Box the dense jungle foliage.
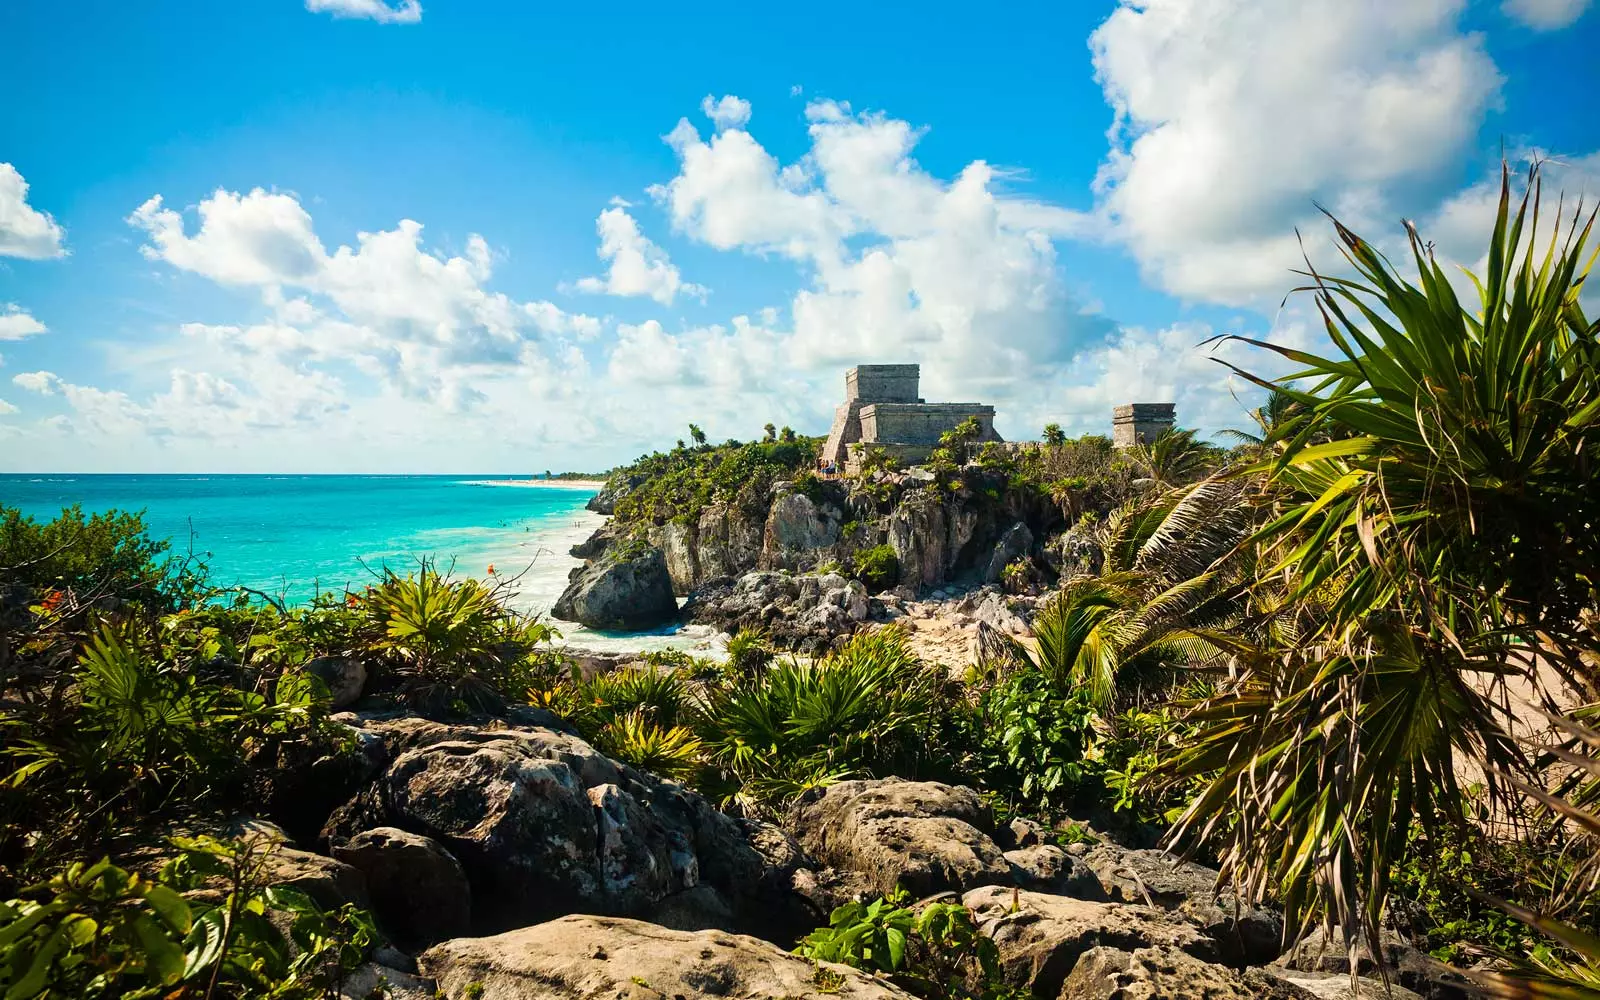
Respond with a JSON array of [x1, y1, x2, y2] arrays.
[[603, 428, 824, 528], [1, 164, 1598, 998]]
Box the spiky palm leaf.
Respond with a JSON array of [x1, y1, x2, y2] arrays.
[[1165, 162, 1600, 970]]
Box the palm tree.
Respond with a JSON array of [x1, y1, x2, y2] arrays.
[[764, 423, 777, 442], [1131, 428, 1217, 489], [1044, 423, 1067, 448], [1160, 163, 1600, 966], [992, 478, 1257, 710], [688, 424, 707, 447], [1219, 389, 1301, 450]]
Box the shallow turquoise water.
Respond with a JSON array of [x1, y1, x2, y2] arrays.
[[0, 474, 719, 655], [0, 474, 600, 605]]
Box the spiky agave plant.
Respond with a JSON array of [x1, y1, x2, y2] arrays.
[[1161, 163, 1600, 970]]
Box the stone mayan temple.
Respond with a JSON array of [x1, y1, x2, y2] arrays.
[[1112, 403, 1176, 448], [821, 364, 1002, 474]]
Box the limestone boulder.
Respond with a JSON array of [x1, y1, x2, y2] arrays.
[[981, 521, 1034, 583], [1276, 925, 1472, 999], [585, 475, 639, 516], [304, 656, 367, 709], [339, 962, 436, 1000], [963, 886, 1217, 999], [1083, 844, 1283, 966], [1265, 968, 1427, 1000], [1059, 945, 1312, 1000], [682, 570, 870, 653], [646, 520, 700, 595], [552, 538, 677, 630], [419, 915, 918, 1000], [331, 826, 471, 950], [695, 503, 763, 583], [888, 490, 957, 588], [788, 778, 1011, 896], [1004, 845, 1106, 899], [260, 844, 370, 912], [322, 720, 797, 937]]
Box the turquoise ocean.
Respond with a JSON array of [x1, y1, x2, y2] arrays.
[[0, 475, 714, 655]]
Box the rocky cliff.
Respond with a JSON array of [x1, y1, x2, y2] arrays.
[[622, 468, 1063, 598]]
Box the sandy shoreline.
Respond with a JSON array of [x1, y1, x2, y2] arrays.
[[476, 479, 606, 489]]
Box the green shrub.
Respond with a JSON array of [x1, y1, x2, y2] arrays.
[[697, 628, 946, 812], [957, 668, 1102, 819], [361, 563, 556, 713], [606, 434, 823, 527], [0, 504, 195, 612], [796, 890, 1019, 1000], [0, 835, 379, 1000], [2, 626, 336, 869], [724, 628, 774, 675], [592, 709, 703, 782], [850, 545, 899, 592]]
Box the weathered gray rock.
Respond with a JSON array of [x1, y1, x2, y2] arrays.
[[764, 487, 843, 557], [982, 521, 1034, 583], [683, 571, 870, 653], [1004, 845, 1107, 899], [552, 538, 677, 630], [960, 889, 1209, 998], [696, 502, 763, 583], [964, 887, 1217, 999], [1059, 945, 1311, 1000], [339, 962, 435, 1000], [323, 720, 793, 936], [1265, 968, 1427, 999], [788, 778, 1011, 896], [1084, 844, 1283, 966], [304, 656, 367, 709], [1276, 926, 1471, 999], [419, 915, 919, 1000], [960, 587, 1030, 635], [331, 827, 470, 950], [647, 520, 699, 594]]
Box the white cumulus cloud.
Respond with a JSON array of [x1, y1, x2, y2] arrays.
[[1502, 0, 1591, 29], [701, 94, 753, 131], [305, 0, 421, 23], [1088, 0, 1503, 305], [575, 206, 708, 305], [0, 305, 47, 342], [0, 164, 67, 260], [128, 187, 602, 404]]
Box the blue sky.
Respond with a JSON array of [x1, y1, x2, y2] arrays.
[[1, 0, 1596, 472]]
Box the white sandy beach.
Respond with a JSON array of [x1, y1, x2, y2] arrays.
[[475, 478, 607, 489]]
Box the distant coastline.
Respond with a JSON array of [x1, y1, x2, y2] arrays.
[[475, 478, 606, 489]]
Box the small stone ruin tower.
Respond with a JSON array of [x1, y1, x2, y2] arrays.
[[1112, 403, 1175, 448]]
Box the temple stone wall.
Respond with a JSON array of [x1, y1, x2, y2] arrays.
[[1112, 403, 1176, 449], [860, 403, 1000, 447]]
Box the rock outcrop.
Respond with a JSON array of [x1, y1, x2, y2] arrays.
[[1059, 945, 1310, 1000], [682, 571, 870, 653], [1275, 925, 1471, 999], [322, 717, 804, 938], [304, 655, 367, 709], [788, 778, 1013, 896], [331, 826, 471, 950], [552, 538, 677, 630], [420, 915, 918, 1000], [1082, 844, 1284, 966], [964, 888, 1217, 999]]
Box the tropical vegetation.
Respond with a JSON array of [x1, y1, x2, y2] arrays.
[[1, 163, 1597, 998]]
